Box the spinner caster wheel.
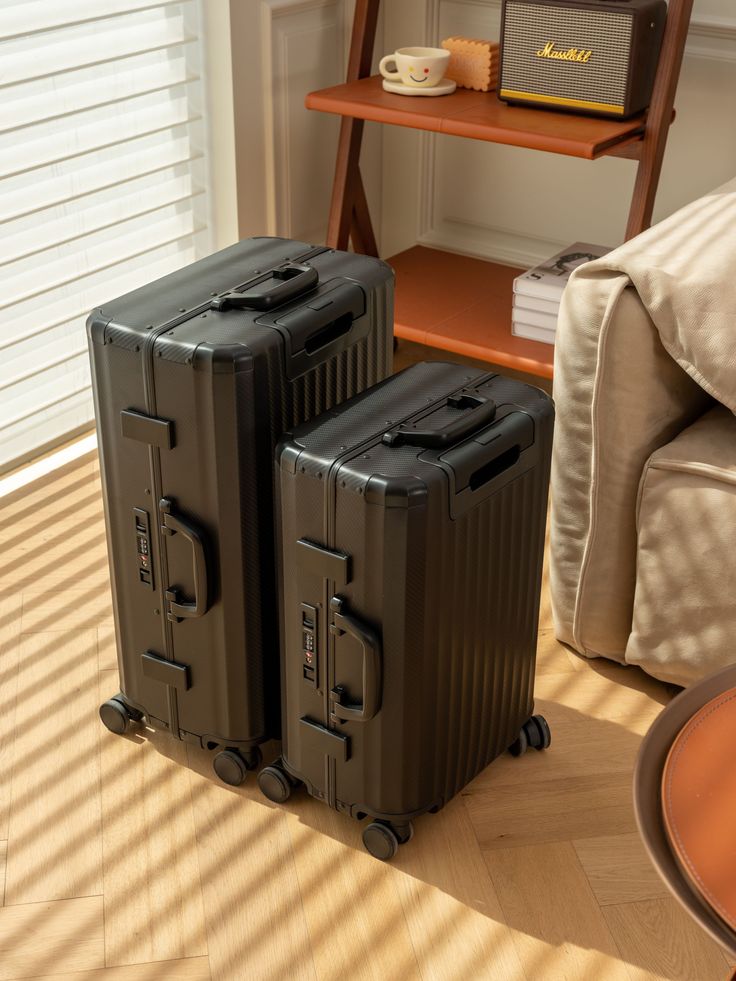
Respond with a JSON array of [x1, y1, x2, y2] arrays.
[[509, 714, 551, 756], [524, 715, 551, 751], [99, 695, 140, 735], [508, 728, 528, 757], [257, 764, 293, 804], [393, 822, 414, 845], [242, 746, 262, 770], [362, 821, 399, 861], [213, 750, 250, 787]]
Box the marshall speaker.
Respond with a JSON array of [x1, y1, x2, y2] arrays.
[[499, 0, 667, 118]]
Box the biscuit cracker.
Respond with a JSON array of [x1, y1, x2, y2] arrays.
[[441, 36, 499, 92]]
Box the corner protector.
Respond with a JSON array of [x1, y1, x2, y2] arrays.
[[192, 342, 254, 374], [277, 440, 302, 475], [364, 475, 428, 509]]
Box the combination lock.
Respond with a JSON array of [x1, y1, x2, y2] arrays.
[[301, 603, 318, 687]]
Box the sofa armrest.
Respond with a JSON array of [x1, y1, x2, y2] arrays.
[[626, 405, 736, 685], [550, 278, 711, 662]]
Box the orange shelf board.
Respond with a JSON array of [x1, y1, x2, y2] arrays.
[[388, 246, 554, 380], [306, 76, 646, 160]]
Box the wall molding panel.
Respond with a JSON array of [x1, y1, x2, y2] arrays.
[[260, 0, 347, 244], [420, 217, 565, 269], [268, 0, 342, 16], [378, 0, 736, 269], [686, 16, 736, 62], [240, 0, 383, 247]]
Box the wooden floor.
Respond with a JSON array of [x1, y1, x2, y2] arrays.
[[0, 353, 732, 980]]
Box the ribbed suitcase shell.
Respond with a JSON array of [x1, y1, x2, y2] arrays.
[[276, 362, 553, 823], [88, 237, 393, 757]]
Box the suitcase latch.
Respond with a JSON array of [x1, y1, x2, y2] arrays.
[[121, 409, 174, 449], [140, 651, 191, 691]]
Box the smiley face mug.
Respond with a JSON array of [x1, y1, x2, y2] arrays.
[[379, 46, 450, 88]]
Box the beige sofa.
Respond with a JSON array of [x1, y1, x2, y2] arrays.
[[549, 179, 736, 687]]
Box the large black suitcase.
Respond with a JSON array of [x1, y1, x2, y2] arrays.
[[88, 237, 393, 784], [262, 361, 553, 856]]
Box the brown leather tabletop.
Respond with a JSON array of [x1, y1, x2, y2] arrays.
[[305, 76, 649, 160], [662, 687, 736, 933]]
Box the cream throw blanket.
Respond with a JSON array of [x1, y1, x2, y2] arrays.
[[570, 178, 736, 411], [550, 178, 736, 672]]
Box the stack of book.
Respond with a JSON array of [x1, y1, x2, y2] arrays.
[[512, 242, 609, 345]]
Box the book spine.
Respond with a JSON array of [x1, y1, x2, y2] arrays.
[[513, 294, 559, 316], [511, 321, 555, 345]]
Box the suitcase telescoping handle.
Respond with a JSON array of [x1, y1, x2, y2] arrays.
[[211, 263, 318, 312], [329, 596, 382, 723], [159, 499, 209, 622], [382, 392, 497, 449]]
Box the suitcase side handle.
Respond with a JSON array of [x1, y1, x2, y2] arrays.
[[273, 281, 368, 378], [382, 392, 497, 449], [210, 263, 318, 312], [160, 498, 209, 622], [440, 410, 535, 492], [296, 283, 366, 355], [329, 596, 382, 724]]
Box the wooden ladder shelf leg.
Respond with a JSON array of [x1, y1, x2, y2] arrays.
[[625, 0, 694, 239], [326, 0, 381, 254], [327, 0, 693, 249]]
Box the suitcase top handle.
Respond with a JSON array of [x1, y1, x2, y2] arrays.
[[382, 392, 497, 450], [210, 263, 318, 312]]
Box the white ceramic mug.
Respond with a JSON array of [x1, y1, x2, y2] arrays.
[[379, 46, 450, 88]]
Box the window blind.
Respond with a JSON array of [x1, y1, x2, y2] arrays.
[[0, 0, 212, 473]]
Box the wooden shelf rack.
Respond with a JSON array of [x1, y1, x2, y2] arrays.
[[306, 0, 693, 378], [305, 75, 650, 161]]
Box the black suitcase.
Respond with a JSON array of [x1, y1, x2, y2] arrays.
[[261, 361, 553, 857], [88, 236, 393, 785]]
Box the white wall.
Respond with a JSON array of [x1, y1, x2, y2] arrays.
[[225, 0, 383, 248], [201, 0, 238, 250], [379, 0, 736, 266]]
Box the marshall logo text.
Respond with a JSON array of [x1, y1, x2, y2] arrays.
[[536, 41, 592, 62]]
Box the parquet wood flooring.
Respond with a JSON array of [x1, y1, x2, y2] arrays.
[[0, 350, 730, 979]]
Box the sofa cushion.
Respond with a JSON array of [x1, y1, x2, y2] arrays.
[[550, 178, 736, 668], [626, 406, 736, 686], [550, 284, 710, 662]]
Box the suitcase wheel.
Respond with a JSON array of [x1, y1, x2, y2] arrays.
[[362, 820, 413, 861], [257, 763, 293, 804], [99, 695, 142, 736], [213, 749, 258, 787], [394, 822, 414, 845], [508, 714, 551, 756]]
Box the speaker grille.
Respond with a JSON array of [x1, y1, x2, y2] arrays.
[[501, 2, 633, 112]]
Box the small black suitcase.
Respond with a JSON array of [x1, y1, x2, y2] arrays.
[[261, 362, 553, 857], [88, 237, 393, 784]]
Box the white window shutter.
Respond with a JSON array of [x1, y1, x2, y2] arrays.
[[0, 0, 213, 473]]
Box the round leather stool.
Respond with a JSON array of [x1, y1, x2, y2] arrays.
[[634, 662, 736, 966]]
